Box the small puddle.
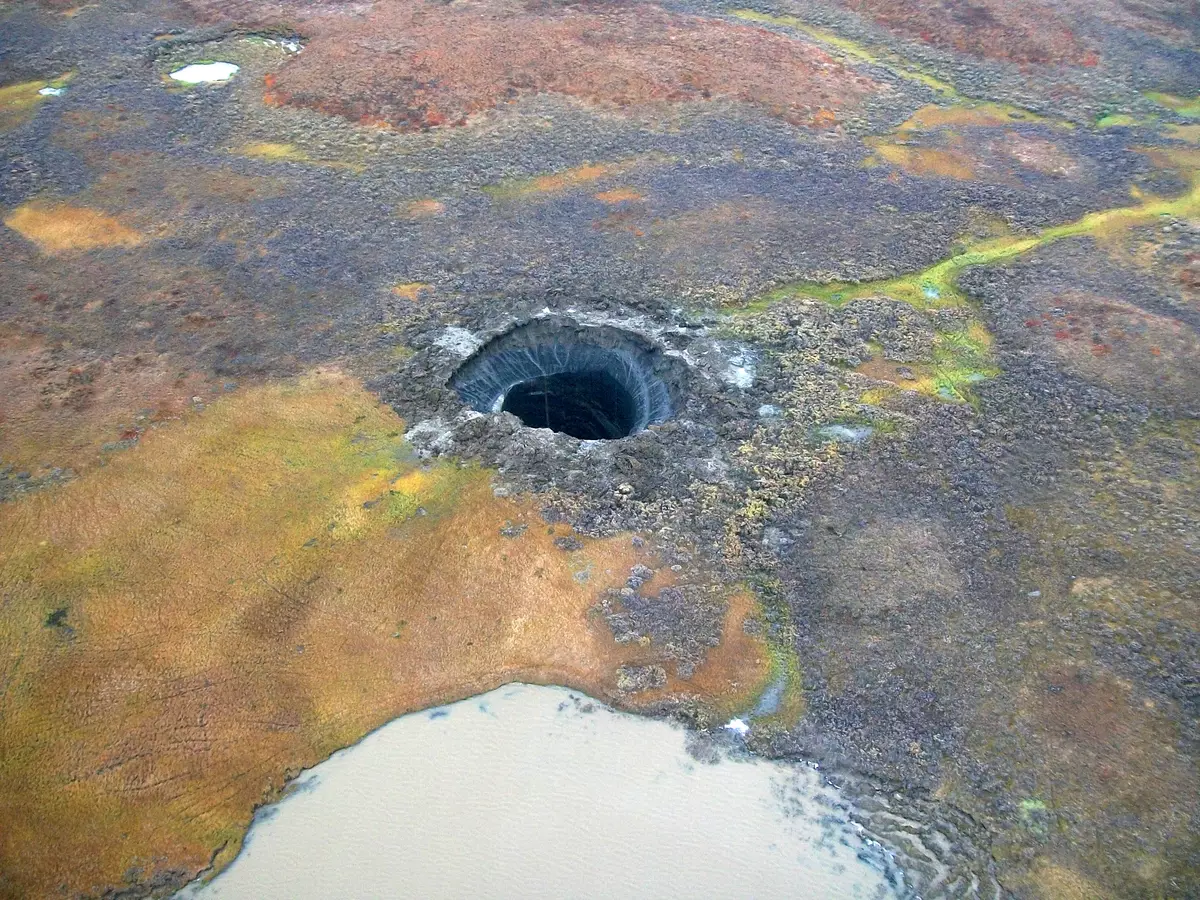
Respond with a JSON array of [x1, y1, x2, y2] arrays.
[[177, 684, 902, 899], [168, 62, 240, 84]]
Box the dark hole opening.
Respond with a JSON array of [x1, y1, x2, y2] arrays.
[[501, 370, 638, 440]]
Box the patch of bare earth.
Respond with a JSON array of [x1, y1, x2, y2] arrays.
[[185, 0, 884, 129]]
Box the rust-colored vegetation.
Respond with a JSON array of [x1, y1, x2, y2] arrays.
[[0, 371, 770, 899], [186, 0, 882, 130], [994, 662, 1197, 897], [833, 0, 1089, 65], [0, 328, 219, 474], [398, 198, 446, 218], [833, 0, 1195, 66], [595, 187, 645, 204], [1021, 290, 1199, 406]]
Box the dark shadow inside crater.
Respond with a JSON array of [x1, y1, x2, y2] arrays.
[[502, 371, 638, 440], [449, 319, 681, 441]]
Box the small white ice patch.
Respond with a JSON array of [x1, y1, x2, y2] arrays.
[[169, 62, 240, 84], [257, 37, 304, 53], [723, 361, 755, 389], [724, 718, 750, 736], [38, 86, 65, 97]]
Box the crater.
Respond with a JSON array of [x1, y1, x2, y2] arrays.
[[449, 320, 679, 440]]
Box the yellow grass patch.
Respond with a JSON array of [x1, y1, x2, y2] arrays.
[[0, 370, 770, 898], [3, 200, 143, 253], [238, 140, 310, 161], [865, 102, 1074, 182], [897, 102, 1058, 132], [391, 281, 433, 301], [485, 160, 640, 201], [1165, 123, 1200, 144], [867, 141, 977, 181], [1025, 861, 1109, 900], [235, 141, 364, 172]]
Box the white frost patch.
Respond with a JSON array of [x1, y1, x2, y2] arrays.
[[757, 404, 782, 418], [257, 37, 304, 53], [169, 62, 240, 84], [38, 86, 65, 97], [724, 717, 751, 736], [722, 354, 756, 389], [433, 326, 483, 358]]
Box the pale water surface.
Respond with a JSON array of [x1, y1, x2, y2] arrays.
[[168, 62, 240, 84], [178, 684, 901, 900]]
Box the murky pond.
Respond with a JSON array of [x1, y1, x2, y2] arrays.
[[178, 684, 901, 900]]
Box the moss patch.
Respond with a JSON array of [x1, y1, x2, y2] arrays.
[[1145, 92, 1200, 119], [0, 73, 70, 132]]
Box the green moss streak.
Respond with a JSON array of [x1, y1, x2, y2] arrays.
[[730, 9, 956, 97], [1095, 113, 1138, 129], [1145, 92, 1200, 119], [744, 580, 805, 727], [929, 326, 1000, 404], [0, 72, 72, 131], [753, 172, 1200, 314]]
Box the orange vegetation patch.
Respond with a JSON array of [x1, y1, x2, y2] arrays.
[[485, 160, 643, 201], [865, 104, 1079, 183], [0, 370, 771, 899], [184, 0, 883, 130], [855, 357, 937, 395], [391, 281, 432, 301], [835, 0, 1196, 65], [3, 201, 143, 254], [398, 198, 445, 218], [595, 187, 645, 204]]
